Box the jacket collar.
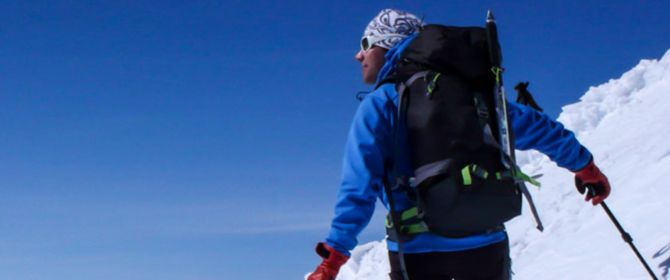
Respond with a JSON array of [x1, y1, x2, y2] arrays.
[[375, 33, 418, 86]]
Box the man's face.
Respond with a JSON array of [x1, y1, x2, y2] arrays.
[[355, 46, 387, 84]]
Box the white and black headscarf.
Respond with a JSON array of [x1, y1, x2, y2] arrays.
[[363, 9, 423, 50]]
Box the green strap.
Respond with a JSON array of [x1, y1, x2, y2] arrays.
[[472, 165, 489, 178], [404, 223, 429, 235], [491, 66, 503, 83], [461, 164, 490, 185], [495, 170, 510, 179], [400, 207, 419, 221], [515, 170, 542, 187], [462, 164, 539, 187], [386, 207, 420, 228], [426, 72, 441, 96], [461, 166, 473, 185], [495, 168, 542, 187], [386, 207, 429, 234]]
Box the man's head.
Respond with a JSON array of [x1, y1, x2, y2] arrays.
[[355, 9, 423, 84]]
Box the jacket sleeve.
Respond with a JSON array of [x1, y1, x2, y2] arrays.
[[325, 93, 393, 256], [509, 102, 592, 171]]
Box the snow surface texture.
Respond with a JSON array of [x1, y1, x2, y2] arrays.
[[308, 49, 670, 280]]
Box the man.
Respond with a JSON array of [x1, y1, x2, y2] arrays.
[[308, 9, 610, 280]]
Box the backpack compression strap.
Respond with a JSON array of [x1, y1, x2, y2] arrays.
[[473, 92, 545, 232], [386, 206, 506, 237], [388, 164, 541, 237], [461, 164, 541, 187]]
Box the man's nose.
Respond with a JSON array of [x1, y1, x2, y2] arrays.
[[354, 50, 364, 62]]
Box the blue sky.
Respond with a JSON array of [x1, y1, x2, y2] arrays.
[[1, 1, 669, 279]]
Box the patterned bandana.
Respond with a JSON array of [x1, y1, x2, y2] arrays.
[[362, 9, 423, 50]]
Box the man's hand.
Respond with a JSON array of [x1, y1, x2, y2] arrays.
[[307, 242, 349, 280], [574, 160, 611, 205]]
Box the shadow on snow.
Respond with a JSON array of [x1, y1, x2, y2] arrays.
[[653, 243, 670, 279]]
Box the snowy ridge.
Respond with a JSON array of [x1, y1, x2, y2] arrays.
[[309, 49, 670, 280], [559, 49, 670, 138], [507, 48, 670, 280]]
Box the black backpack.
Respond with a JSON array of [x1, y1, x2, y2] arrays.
[[382, 24, 541, 240]]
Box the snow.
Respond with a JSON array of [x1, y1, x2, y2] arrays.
[[308, 49, 670, 279], [336, 241, 390, 280]]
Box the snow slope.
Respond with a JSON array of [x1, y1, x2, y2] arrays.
[[313, 49, 670, 280]]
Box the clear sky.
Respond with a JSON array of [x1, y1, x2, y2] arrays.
[[1, 1, 669, 279]]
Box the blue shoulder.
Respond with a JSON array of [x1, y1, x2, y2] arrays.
[[509, 102, 592, 171]]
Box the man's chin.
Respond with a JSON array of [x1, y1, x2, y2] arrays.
[[363, 75, 376, 84]]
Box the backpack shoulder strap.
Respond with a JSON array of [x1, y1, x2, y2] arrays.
[[396, 70, 431, 96]]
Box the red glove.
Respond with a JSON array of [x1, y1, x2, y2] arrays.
[[307, 242, 349, 280], [574, 160, 611, 205]]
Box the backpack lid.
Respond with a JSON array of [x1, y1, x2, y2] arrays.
[[400, 24, 492, 81]]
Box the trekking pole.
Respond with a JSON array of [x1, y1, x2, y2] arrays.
[[587, 186, 659, 280]]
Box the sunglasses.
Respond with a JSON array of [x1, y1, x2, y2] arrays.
[[360, 35, 386, 51]]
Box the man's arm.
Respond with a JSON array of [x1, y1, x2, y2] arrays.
[[509, 101, 610, 205], [308, 93, 394, 280], [325, 93, 394, 255], [509, 101, 592, 171]]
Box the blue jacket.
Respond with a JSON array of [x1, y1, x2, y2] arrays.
[[325, 36, 592, 256]]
